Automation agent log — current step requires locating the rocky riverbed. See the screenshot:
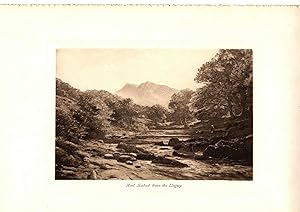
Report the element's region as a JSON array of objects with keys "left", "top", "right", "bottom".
[{"left": 55, "top": 128, "right": 253, "bottom": 180}]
